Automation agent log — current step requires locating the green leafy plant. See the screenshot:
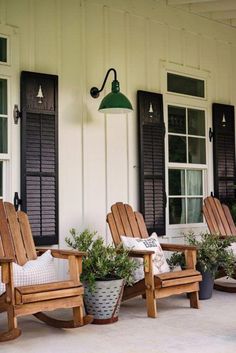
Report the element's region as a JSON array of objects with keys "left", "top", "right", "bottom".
[
  {"left": 185, "top": 231, "right": 235, "bottom": 277},
  {"left": 167, "top": 251, "right": 185, "bottom": 270},
  {"left": 66, "top": 228, "right": 138, "bottom": 292}
]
